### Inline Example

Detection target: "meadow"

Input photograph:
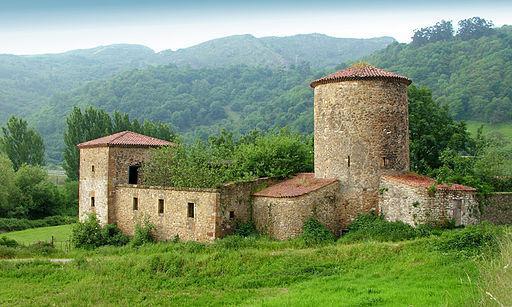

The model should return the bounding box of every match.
[466,120,512,141]
[0,224,510,306]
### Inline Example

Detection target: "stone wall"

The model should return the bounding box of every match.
[479,193,512,225]
[217,178,278,236]
[107,147,154,224]
[314,79,409,225]
[253,182,341,240]
[114,184,219,242]
[79,147,110,225]
[379,178,479,226]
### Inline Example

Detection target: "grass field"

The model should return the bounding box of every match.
[466,120,512,141]
[1,225,506,306]
[2,224,73,245]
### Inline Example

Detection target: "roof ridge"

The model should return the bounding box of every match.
[110,131,131,143]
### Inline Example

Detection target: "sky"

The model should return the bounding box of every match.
[0,0,511,55]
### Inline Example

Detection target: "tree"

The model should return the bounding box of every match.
[411,20,453,46]
[408,85,472,174]
[0,154,16,217]
[63,107,112,180]
[0,116,45,170]
[457,17,494,40]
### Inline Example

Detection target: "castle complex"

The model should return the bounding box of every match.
[78,65,479,242]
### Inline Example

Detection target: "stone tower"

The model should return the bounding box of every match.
[310,64,411,226]
[77,131,171,225]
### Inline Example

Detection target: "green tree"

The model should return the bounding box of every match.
[457,17,494,40]
[11,165,63,219]
[1,116,45,170]
[408,85,472,174]
[63,107,112,180]
[0,154,16,217]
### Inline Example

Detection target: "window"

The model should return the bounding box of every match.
[382,157,391,168]
[133,197,138,211]
[187,202,195,218]
[128,165,140,184]
[229,211,235,219]
[347,155,350,168]
[158,199,164,214]
[91,165,95,172]
[91,197,95,207]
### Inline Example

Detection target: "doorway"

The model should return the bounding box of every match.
[128,165,140,184]
[452,199,462,226]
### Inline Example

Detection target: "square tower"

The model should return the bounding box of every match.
[77,131,172,225]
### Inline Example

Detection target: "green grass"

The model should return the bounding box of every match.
[0,234,483,306]
[2,224,73,245]
[466,120,512,141]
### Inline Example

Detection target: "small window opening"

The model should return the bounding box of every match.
[91,165,95,172]
[347,155,350,168]
[382,157,389,168]
[128,165,140,184]
[158,199,164,214]
[187,202,195,218]
[91,197,95,207]
[229,211,235,219]
[133,197,138,211]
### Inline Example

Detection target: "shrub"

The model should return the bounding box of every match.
[0,246,16,259]
[301,218,335,246]
[0,236,18,247]
[234,221,258,237]
[435,222,503,255]
[27,241,55,256]
[340,212,423,243]
[131,219,155,247]
[101,224,130,246]
[0,215,76,232]
[71,214,129,249]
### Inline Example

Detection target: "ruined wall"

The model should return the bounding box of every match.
[79,147,110,225]
[253,182,341,240]
[217,178,278,236]
[114,185,219,242]
[379,178,479,226]
[314,79,409,226]
[479,192,512,225]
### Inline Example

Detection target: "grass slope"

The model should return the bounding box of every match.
[0,236,480,306]
[466,120,512,142]
[2,224,73,245]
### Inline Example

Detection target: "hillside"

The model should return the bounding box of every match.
[35,65,320,163]
[163,33,395,68]
[0,34,393,126]
[366,25,512,123]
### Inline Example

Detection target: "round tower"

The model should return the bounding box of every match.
[310,64,411,225]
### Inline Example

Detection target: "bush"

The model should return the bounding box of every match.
[0,215,76,232]
[0,236,18,247]
[131,219,155,247]
[340,212,426,243]
[27,241,55,256]
[71,214,129,249]
[101,224,130,246]
[435,222,503,255]
[234,221,258,237]
[301,218,335,246]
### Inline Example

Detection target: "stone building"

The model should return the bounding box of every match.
[78,64,480,242]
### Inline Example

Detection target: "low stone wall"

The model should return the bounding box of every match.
[113,184,219,242]
[479,193,512,225]
[217,178,278,236]
[379,178,479,226]
[253,182,341,240]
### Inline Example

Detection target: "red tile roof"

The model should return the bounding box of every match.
[253,173,338,198]
[310,64,411,88]
[382,172,476,192]
[77,131,173,148]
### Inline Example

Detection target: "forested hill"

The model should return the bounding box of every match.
[162,34,395,68]
[0,34,393,124]
[366,25,512,123]
[35,64,323,163]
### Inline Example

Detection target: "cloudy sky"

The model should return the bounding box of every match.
[1,0,511,55]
